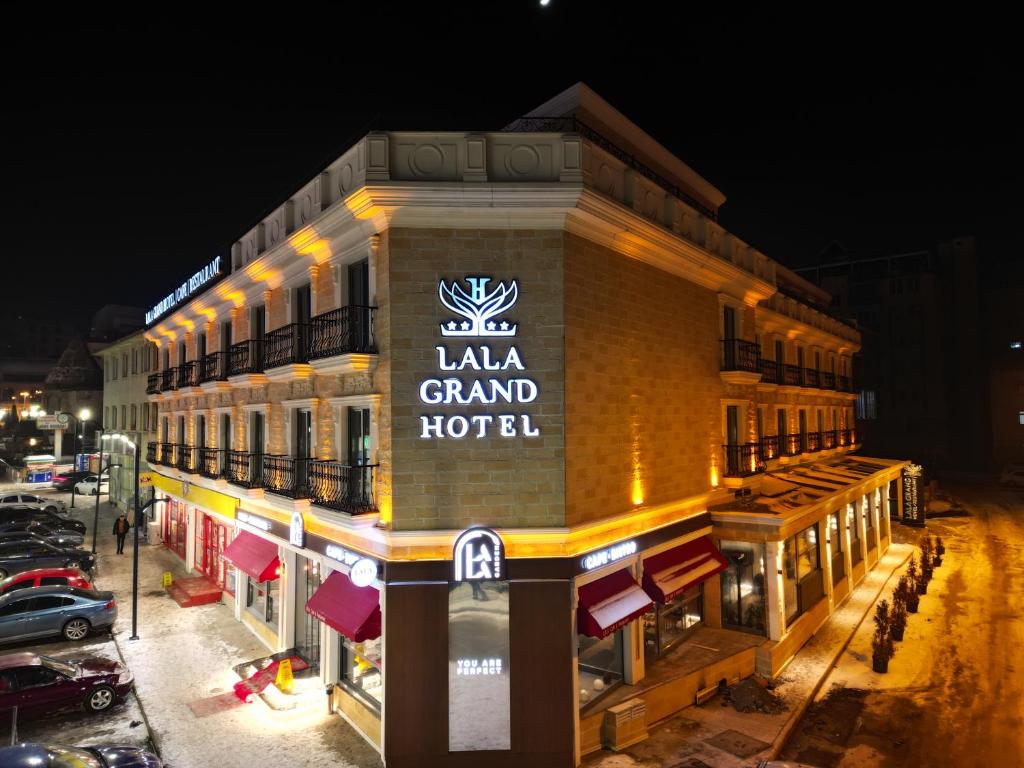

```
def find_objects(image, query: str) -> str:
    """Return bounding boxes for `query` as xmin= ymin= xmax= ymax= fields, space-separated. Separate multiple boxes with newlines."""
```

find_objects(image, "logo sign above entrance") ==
xmin=289 ymin=511 xmax=305 ymax=548
xmin=349 ymin=559 xmax=377 ymax=588
xmin=449 ymin=525 xmax=511 ymax=752
xmin=453 ymin=527 xmax=505 ymax=582
xmin=145 ymin=255 xmax=223 ymax=326
xmin=438 ymin=276 xmax=518 ymax=337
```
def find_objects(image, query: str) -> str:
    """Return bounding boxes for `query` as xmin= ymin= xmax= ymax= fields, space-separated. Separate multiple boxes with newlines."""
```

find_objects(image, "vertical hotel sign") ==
xmin=902 ymin=463 xmax=925 ymax=527
xmin=448 ymin=527 xmax=510 ymax=752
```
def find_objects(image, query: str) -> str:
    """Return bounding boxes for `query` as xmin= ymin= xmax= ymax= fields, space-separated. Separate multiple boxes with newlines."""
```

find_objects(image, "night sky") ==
xmin=3 ymin=6 xmax=1018 ymax=325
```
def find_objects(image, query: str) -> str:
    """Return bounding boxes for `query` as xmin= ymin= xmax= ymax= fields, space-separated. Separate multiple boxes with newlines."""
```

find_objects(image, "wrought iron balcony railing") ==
xmin=803 ymin=368 xmax=820 ymax=389
xmin=225 ymin=450 xmax=263 ymax=488
xmin=159 ymin=442 xmax=175 ymax=466
xmin=159 ymin=368 xmax=176 ymax=392
xmin=819 ymin=371 xmax=836 ymax=390
xmin=822 ymin=430 xmax=838 ymax=449
xmin=782 ymin=433 xmax=803 ymax=456
xmin=837 ymin=375 xmax=853 ymax=393
xmin=758 ymin=358 xmax=780 ymax=384
xmin=262 ymin=455 xmax=310 ymax=498
xmin=309 ymin=305 xmax=378 ymax=360
xmin=781 ymin=364 xmax=803 ymax=387
xmin=145 ymin=442 xmax=157 ymax=465
xmin=722 ymin=443 xmax=764 ymax=478
xmin=176 ymin=444 xmax=197 ymax=474
xmin=758 ymin=435 xmax=781 ymax=462
xmin=263 ymin=324 xmax=309 ymax=369
xmin=806 ymin=431 xmax=822 ymax=452
xmin=199 ymin=352 xmax=229 ymax=384
xmin=720 ymin=339 xmax=761 ymax=373
xmin=175 ymin=362 xmax=198 ymax=389
xmin=838 ymin=428 xmax=856 ymax=446
xmin=199 ymin=447 xmax=224 ymax=479
xmin=146 ymin=374 xmax=160 ymax=395
xmin=228 ymin=340 xmax=263 ymax=377
xmin=308 ymin=461 xmax=378 ymax=514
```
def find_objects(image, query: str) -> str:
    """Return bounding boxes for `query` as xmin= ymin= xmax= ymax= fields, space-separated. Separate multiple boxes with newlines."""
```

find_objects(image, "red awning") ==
xmin=221 ymin=530 xmax=280 ymax=582
xmin=642 ymin=536 xmax=728 ymax=604
xmin=577 ymin=568 xmax=654 ymax=639
xmin=305 ymin=571 xmax=381 ymax=642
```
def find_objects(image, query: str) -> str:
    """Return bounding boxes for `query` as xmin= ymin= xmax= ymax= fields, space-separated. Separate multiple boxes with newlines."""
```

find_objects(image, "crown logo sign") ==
xmin=438 ymin=276 xmax=518 ymax=337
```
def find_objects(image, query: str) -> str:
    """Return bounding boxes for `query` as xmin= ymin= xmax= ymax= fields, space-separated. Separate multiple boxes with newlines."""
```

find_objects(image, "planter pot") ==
xmin=907 ymin=599 xmax=919 ymax=613
xmin=933 ymin=556 xmax=943 ymax=568
xmin=872 ymin=656 xmax=889 ymax=673
xmin=892 ymin=626 xmax=905 ymax=641
xmin=917 ymin=581 xmax=928 ymax=595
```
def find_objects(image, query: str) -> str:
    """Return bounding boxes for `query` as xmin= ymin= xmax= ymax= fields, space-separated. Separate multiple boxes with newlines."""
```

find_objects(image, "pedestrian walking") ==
xmin=113 ymin=512 xmax=130 ymax=555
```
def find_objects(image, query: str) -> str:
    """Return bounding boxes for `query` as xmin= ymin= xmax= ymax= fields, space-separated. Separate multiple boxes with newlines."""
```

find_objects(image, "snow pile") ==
xmin=724 ymin=678 xmax=786 ymax=714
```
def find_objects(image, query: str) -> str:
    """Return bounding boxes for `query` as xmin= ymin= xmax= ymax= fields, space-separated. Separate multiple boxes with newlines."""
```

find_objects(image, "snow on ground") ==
xmin=48 ymin=492 xmax=382 ymax=768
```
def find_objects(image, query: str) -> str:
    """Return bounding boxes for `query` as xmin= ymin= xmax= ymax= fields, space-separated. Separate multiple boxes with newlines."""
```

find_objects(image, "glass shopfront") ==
xmin=643 ymin=584 xmax=703 ymax=657
xmin=246 ymin=575 xmax=279 ymax=629
xmin=848 ymin=502 xmax=863 ymax=566
xmin=163 ymin=499 xmax=187 ymax=560
xmin=341 ymin=635 xmax=382 ymax=711
xmin=196 ymin=514 xmax=234 ymax=593
xmin=294 ymin=556 xmax=322 ymax=672
xmin=577 ymin=631 xmax=623 ymax=709
xmin=783 ymin=523 xmax=822 ymax=626
xmin=720 ymin=541 xmax=768 ymax=635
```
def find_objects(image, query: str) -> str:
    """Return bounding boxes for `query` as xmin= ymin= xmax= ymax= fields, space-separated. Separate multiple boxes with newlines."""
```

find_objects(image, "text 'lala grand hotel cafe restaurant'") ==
xmin=142 ymin=84 xmax=913 ymax=767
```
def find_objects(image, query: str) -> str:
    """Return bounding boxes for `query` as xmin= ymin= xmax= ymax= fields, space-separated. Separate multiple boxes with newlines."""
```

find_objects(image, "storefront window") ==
xmin=246 ymin=577 xmax=278 ymax=628
xmin=578 ymin=631 xmax=623 ymax=709
xmin=829 ymin=512 xmax=845 ymax=584
xmin=783 ymin=523 xmax=822 ymax=626
xmin=644 ymin=584 xmax=703 ymax=658
xmin=341 ymin=636 xmax=382 ymax=711
xmin=848 ymin=502 xmax=863 ymax=565
xmin=719 ymin=541 xmax=767 ymax=635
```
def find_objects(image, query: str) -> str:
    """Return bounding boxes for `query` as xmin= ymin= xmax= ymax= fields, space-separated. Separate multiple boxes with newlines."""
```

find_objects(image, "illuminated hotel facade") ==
xmin=143 ymin=84 xmax=907 ymax=767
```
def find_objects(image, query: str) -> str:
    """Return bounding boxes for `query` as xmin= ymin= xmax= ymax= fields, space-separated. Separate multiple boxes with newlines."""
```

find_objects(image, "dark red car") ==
xmin=0 ymin=568 xmax=93 ymax=596
xmin=0 ymin=652 xmax=134 ymax=717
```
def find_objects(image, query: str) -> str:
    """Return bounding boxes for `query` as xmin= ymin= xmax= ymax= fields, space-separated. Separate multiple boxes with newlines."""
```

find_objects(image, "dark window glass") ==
xmin=40 ymin=577 xmax=68 ymax=586
xmin=14 ymin=666 xmax=58 ymax=688
xmin=31 ymin=596 xmax=72 ymax=610
xmin=0 ymin=600 xmax=33 ymax=617
xmin=5 ymin=581 xmax=34 ymax=592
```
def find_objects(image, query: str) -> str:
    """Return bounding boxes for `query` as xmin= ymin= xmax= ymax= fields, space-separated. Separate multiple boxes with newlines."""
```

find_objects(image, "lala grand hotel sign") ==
xmin=419 ymin=276 xmax=540 ymax=440
xmin=145 ymin=256 xmax=223 ymax=325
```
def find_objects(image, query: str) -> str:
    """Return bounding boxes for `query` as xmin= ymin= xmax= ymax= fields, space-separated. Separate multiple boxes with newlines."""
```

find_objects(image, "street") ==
xmin=781 ymin=482 xmax=1024 ymax=767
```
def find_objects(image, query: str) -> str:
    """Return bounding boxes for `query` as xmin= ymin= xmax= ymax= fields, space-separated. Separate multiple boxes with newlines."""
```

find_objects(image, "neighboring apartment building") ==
xmin=798 ymin=237 xmax=988 ymax=470
xmin=97 ymin=330 xmax=159 ymax=511
xmin=986 ymin=254 xmax=1024 ymax=466
xmin=142 ymin=84 xmax=907 ymax=768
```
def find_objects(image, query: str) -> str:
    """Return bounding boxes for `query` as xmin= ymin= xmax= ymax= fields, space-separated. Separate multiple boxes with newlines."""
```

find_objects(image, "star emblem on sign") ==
xmin=447 ymin=321 xmax=457 ymax=330
xmin=486 ymin=321 xmax=496 ymax=330
xmin=499 ymin=321 xmax=509 ymax=330
xmin=460 ymin=321 xmax=470 ymax=330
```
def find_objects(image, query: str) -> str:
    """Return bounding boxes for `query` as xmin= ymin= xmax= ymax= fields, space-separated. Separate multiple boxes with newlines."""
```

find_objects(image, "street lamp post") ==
xmin=92 ymin=431 xmax=121 ymax=555
xmin=68 ymin=408 xmax=92 ymax=510
xmin=115 ymin=433 xmax=161 ymax=641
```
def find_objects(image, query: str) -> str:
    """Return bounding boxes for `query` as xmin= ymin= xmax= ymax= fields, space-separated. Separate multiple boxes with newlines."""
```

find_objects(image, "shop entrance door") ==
xmin=163 ymin=501 xmax=187 ymax=560
xmin=293 ymin=557 xmax=321 ymax=672
xmin=720 ymin=543 xmax=767 ymax=635
xmin=199 ymin=515 xmax=230 ymax=591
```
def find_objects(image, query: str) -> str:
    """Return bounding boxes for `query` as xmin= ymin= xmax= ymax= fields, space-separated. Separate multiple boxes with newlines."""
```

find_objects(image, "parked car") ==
xmin=0 ymin=652 xmax=132 ymax=716
xmin=0 ymin=506 xmax=86 ymax=535
xmin=0 ymin=522 xmax=85 ymax=548
xmin=74 ymin=476 xmax=109 ymax=496
xmin=52 ymin=470 xmax=92 ymax=491
xmin=999 ymin=464 xmax=1024 ymax=487
xmin=0 ymin=586 xmax=115 ymax=643
xmin=0 ymin=743 xmax=162 ymax=768
xmin=0 ymin=492 xmax=66 ymax=516
xmin=0 ymin=539 xmax=95 ymax=579
xmin=0 ymin=568 xmax=92 ymax=596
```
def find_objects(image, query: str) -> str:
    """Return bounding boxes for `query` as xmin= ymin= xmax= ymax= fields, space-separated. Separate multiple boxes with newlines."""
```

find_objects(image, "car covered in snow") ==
xmin=0 ymin=492 xmax=67 ymax=516
xmin=0 ymin=743 xmax=163 ymax=767
xmin=0 ymin=522 xmax=85 ymax=548
xmin=0 ymin=538 xmax=94 ymax=579
xmin=0 ymin=506 xmax=86 ymax=536
xmin=0 ymin=568 xmax=93 ymax=596
xmin=0 ymin=653 xmax=134 ymax=718
xmin=0 ymin=585 xmax=113 ymax=643
xmin=73 ymin=476 xmax=109 ymax=496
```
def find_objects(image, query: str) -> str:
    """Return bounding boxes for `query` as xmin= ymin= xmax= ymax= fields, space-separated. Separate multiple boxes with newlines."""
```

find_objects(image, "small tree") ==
xmin=890 ymin=596 xmax=908 ymax=641
xmin=871 ymin=600 xmax=895 ymax=672
xmin=920 ymin=538 xmax=934 ymax=583
xmin=906 ymin=557 xmax=923 ymax=606
xmin=935 ymin=535 xmax=946 ymax=556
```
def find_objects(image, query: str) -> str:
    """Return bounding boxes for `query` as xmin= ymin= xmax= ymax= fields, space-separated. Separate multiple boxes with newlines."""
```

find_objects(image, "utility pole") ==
xmin=130 ymin=434 xmax=163 ymax=642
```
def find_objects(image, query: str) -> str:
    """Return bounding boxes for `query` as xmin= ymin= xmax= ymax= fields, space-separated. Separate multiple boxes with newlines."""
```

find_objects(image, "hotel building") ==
xmin=142 ymin=83 xmax=908 ymax=767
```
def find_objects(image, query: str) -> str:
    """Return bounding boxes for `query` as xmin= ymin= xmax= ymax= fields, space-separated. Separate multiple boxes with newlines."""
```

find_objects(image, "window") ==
xmin=122 ymin=353 xmax=128 ymax=377
xmin=113 ymin=358 xmax=118 ymax=379
xmin=3 ymin=581 xmax=34 ymax=593
xmin=40 ymin=577 xmax=69 ymax=586
xmin=720 ymin=541 xmax=767 ymax=635
xmin=643 ymin=583 xmax=703 ymax=658
xmin=152 ymin=405 xmax=159 ymax=433
xmin=340 ymin=636 xmax=382 ymax=711
xmin=0 ymin=599 xmax=33 ymax=617
xmin=578 ymin=631 xmax=623 ymax=709
xmin=246 ymin=576 xmax=278 ymax=628
xmin=132 ymin=349 xmax=137 ymax=374
xmin=31 ymin=596 xmax=73 ymax=610
xmin=142 ymin=403 xmax=149 ymax=432
xmin=121 ymin=405 xmax=127 ymax=430
xmin=14 ymin=666 xmax=60 ymax=689
xmin=1019 ymin=411 xmax=1024 ymax=426
xmin=131 ymin=405 xmax=137 ymax=430
xmin=110 ymin=408 xmax=117 ymax=429
xmin=856 ymin=391 xmax=877 ymax=420
xmin=848 ymin=503 xmax=863 ymax=565
xmin=783 ymin=523 xmax=822 ymax=626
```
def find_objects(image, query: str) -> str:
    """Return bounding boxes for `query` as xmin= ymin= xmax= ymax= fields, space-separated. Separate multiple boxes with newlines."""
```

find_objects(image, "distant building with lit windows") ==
xmin=142 ymin=83 xmax=908 ymax=767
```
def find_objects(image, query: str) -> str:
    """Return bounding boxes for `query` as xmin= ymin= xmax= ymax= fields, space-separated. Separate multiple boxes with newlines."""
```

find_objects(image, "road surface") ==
xmin=781 ymin=482 xmax=1024 ymax=768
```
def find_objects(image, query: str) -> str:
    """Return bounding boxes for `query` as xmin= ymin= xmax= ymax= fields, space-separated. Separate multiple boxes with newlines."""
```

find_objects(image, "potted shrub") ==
xmin=934 ymin=535 xmax=945 ymax=567
xmin=907 ymin=558 xmax=924 ymax=605
xmin=871 ymin=600 xmax=895 ymax=673
xmin=890 ymin=596 xmax=908 ymax=641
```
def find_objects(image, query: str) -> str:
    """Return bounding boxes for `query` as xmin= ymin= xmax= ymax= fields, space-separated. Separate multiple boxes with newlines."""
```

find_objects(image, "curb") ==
xmin=763 ymin=545 xmax=915 ymax=761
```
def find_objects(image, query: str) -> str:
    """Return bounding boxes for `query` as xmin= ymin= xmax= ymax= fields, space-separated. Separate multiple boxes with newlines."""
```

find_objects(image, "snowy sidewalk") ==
xmin=585 ymin=542 xmax=914 ymax=768
xmin=86 ymin=501 xmax=383 ymax=768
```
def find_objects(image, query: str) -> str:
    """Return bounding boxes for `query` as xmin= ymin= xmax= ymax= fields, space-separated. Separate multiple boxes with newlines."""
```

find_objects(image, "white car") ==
xmin=1000 ymin=465 xmax=1024 ymax=487
xmin=0 ymin=492 xmax=67 ymax=516
xmin=73 ymin=476 xmax=109 ymax=496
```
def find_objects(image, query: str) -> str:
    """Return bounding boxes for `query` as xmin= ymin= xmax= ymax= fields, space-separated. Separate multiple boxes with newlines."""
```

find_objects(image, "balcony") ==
xmin=819 ymin=371 xmax=836 ymax=390
xmin=838 ymin=428 xmax=856 ymax=446
xmin=780 ymin=364 xmax=803 ymax=387
xmin=159 ymin=442 xmax=175 ymax=466
xmin=199 ymin=352 xmax=229 ymax=384
xmin=310 ymin=305 xmax=377 ymax=359
xmin=308 ymin=460 xmax=378 ymax=514
xmin=146 ymin=442 xmax=157 ymax=464
xmin=264 ymin=324 xmax=309 ymax=370
xmin=722 ymin=443 xmax=764 ymax=478
xmin=146 ymin=374 xmax=160 ymax=395
xmin=806 ymin=431 xmax=822 ymax=452
xmin=261 ymin=455 xmax=310 ymax=498
xmin=199 ymin=447 xmax=224 ymax=479
xmin=176 ymin=444 xmax=197 ymax=474
xmin=802 ymin=368 xmax=820 ymax=389
xmin=781 ymin=433 xmax=802 ymax=456
xmin=159 ymin=368 xmax=176 ymax=392
xmin=228 ymin=340 xmax=263 ymax=377
xmin=721 ymin=339 xmax=760 ymax=372
xmin=758 ymin=358 xmax=779 ymax=385
xmin=822 ymin=430 xmax=838 ymax=449
xmin=225 ymin=450 xmax=263 ymax=488
xmin=758 ymin=434 xmax=781 ymax=462
xmin=837 ymin=375 xmax=853 ymax=393
xmin=176 ymin=362 xmax=199 ymax=389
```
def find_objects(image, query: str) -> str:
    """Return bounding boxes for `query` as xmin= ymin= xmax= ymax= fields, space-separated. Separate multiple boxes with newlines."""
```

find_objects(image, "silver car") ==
xmin=0 ymin=585 xmax=116 ymax=643
xmin=0 ymin=493 xmax=66 ymax=516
